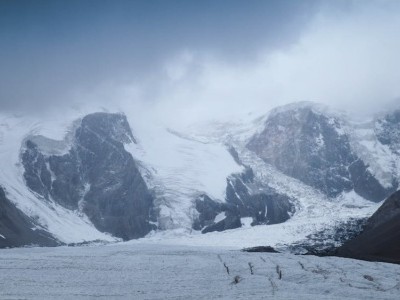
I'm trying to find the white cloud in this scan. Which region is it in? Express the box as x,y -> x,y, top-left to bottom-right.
140,2 -> 400,127
63,1 -> 400,129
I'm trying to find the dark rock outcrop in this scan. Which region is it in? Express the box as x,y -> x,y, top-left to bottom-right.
201,213 -> 242,234
192,195 -> 223,231
242,246 -> 279,253
0,186 -> 60,248
225,173 -> 294,226
337,190 -> 400,264
195,166 -> 295,233
193,194 -> 243,233
21,113 -> 155,240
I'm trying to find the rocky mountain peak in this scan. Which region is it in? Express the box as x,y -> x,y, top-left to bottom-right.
246,102 -> 396,200
77,112 -> 136,145
21,112 -> 155,240
247,102 -> 353,197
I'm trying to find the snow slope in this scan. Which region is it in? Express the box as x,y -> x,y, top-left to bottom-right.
0,243 -> 399,299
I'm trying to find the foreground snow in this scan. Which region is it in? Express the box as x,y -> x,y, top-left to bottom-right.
0,243 -> 399,299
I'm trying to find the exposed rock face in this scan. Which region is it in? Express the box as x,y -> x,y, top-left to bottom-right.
192,195 -> 223,231
21,113 -> 155,240
247,104 -> 395,201
195,167 -> 295,234
225,171 -> 294,226
192,194 -> 242,234
247,105 -> 353,197
0,186 -> 59,248
201,213 -> 242,234
337,190 -> 400,264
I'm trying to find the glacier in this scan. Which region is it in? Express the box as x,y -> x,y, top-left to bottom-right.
0,243 -> 399,299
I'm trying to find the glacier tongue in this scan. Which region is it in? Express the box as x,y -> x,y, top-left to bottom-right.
123,117 -> 243,230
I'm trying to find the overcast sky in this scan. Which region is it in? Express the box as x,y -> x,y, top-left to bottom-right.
1,0 -> 400,124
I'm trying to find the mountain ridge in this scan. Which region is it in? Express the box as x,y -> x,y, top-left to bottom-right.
0,102 -> 398,248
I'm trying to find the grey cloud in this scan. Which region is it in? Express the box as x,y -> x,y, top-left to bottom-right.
0,0 -> 399,123
0,0 -> 320,112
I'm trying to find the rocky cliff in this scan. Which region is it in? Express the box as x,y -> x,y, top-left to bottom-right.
21,113 -> 155,240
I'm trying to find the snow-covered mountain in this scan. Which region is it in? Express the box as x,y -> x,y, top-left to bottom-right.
247,103 -> 396,200
0,101 -> 399,248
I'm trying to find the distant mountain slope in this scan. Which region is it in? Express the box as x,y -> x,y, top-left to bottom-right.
337,190 -> 400,264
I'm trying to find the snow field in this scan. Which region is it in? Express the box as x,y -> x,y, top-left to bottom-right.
0,243 -> 399,299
